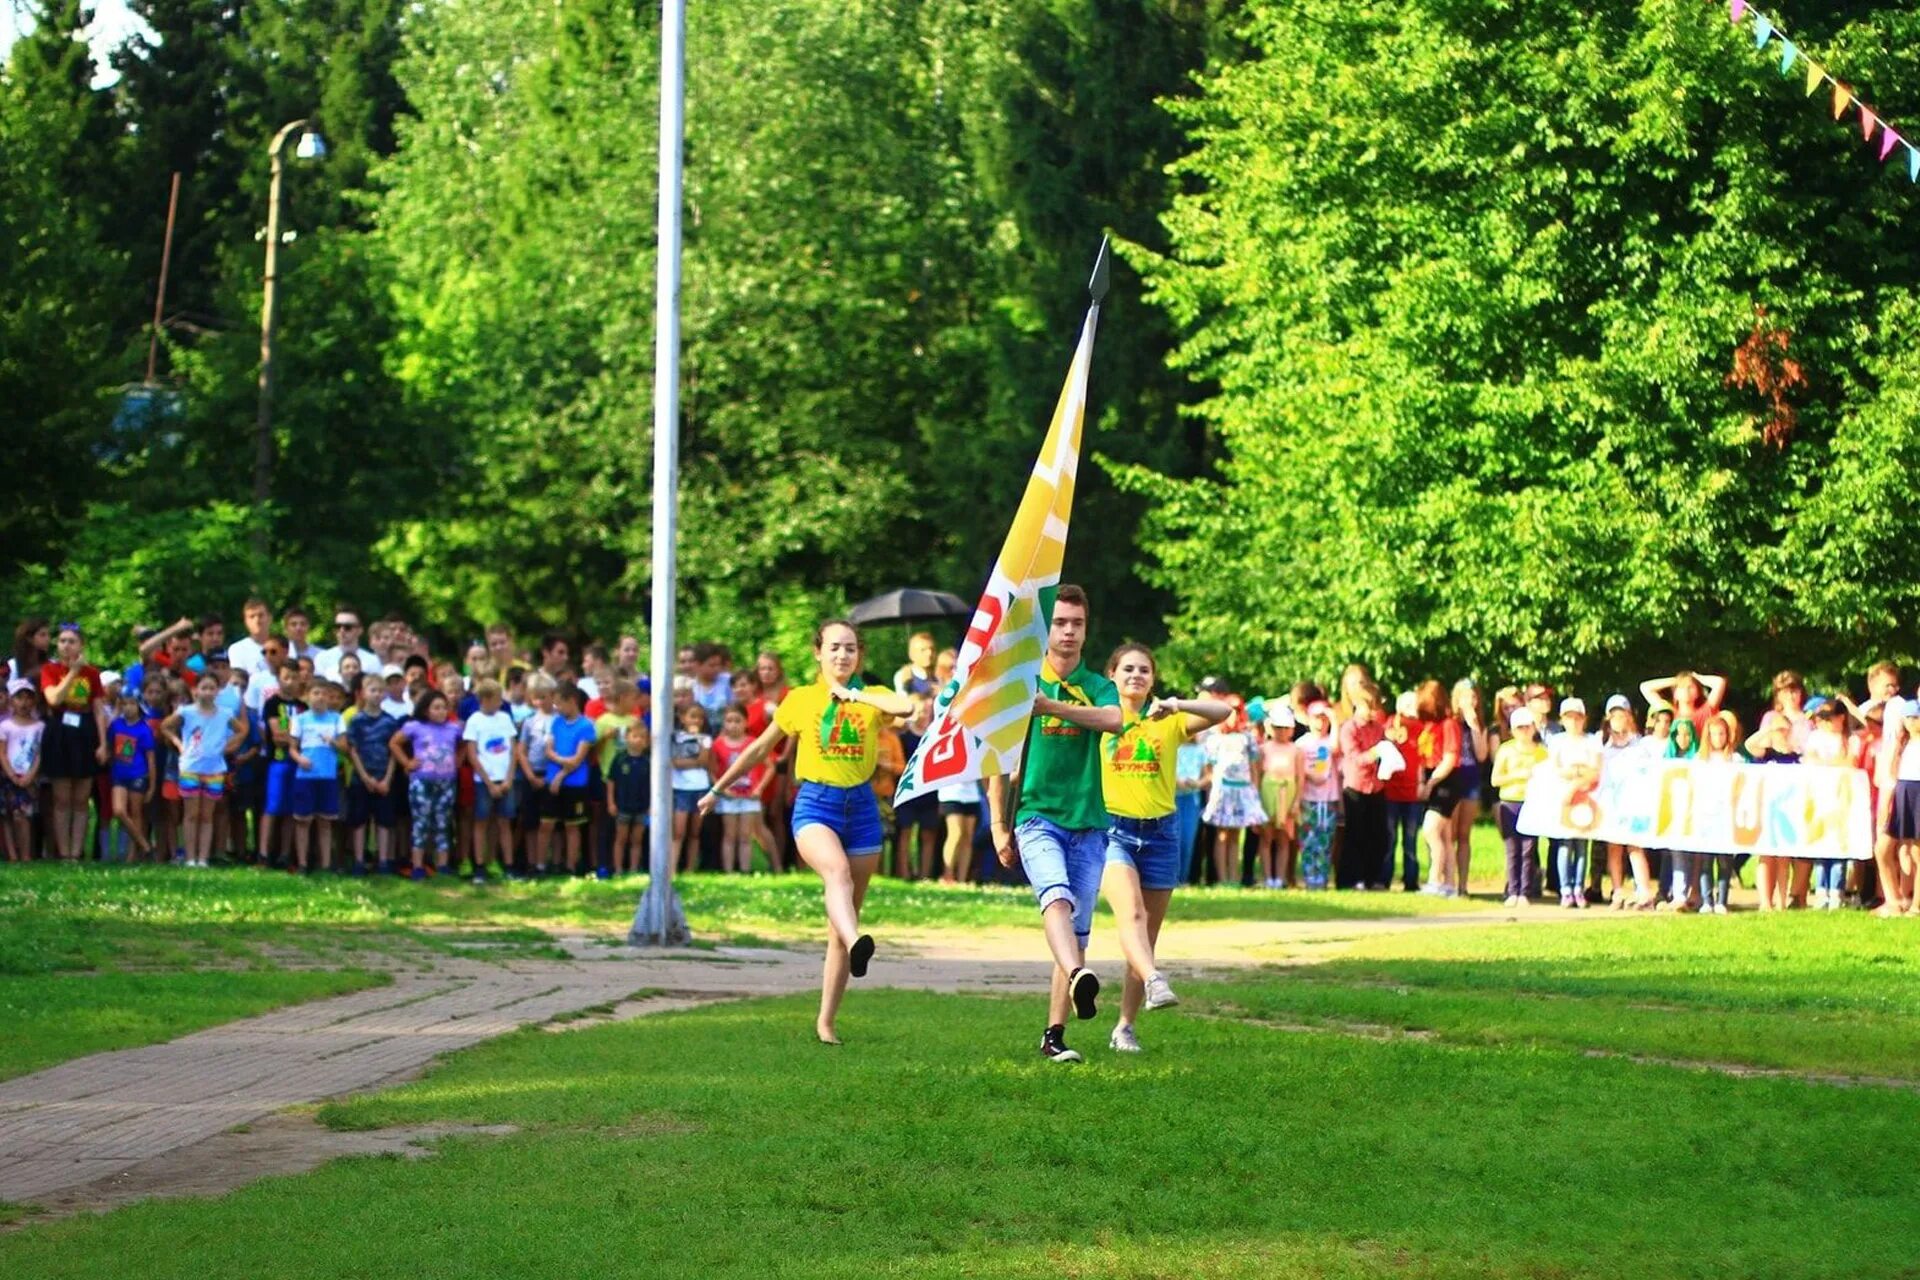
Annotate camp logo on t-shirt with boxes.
[1105,727,1161,776]
[114,734,139,765]
[1038,680,1094,739]
[822,707,866,759]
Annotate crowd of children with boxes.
[1203,660,1920,914]
[6,605,1917,913]
[0,608,812,884]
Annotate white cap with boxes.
[1604,693,1630,714]
[382,663,406,679]
[1269,702,1295,729]
[1395,690,1418,717]
[6,678,31,696]
[1560,696,1587,718]
[100,671,122,689]
[1897,696,1920,721]
[1510,707,1536,729]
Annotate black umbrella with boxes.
[847,588,973,626]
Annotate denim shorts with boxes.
[673,788,705,815]
[1018,815,1106,944]
[1106,813,1184,891]
[791,780,883,857]
[473,782,518,821]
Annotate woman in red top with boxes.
[1413,679,1465,896]
[754,651,792,872]
[39,623,110,858]
[1381,690,1425,890]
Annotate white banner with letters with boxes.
[1515,757,1873,860]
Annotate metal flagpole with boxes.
[633,0,690,946]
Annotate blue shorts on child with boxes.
[474,783,517,822]
[291,776,341,820]
[265,761,297,817]
[345,780,397,829]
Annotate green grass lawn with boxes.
[3,976,1914,1278]
[1193,911,1920,1080]
[0,841,1494,955]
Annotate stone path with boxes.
[0,906,1556,1208]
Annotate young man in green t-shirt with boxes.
[988,585,1123,1064]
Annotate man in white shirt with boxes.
[226,598,276,683]
[315,609,381,682]
[283,606,320,666]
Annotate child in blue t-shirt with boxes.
[107,694,156,860]
[542,684,598,874]
[289,680,346,872]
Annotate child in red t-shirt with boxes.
[711,704,769,873]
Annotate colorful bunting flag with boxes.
[1719,2,1914,184]
[894,258,1103,805]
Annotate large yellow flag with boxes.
[896,244,1107,803]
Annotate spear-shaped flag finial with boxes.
[1089,236,1111,305]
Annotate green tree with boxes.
[1127,0,1920,697]
[0,0,128,574]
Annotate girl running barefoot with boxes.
[698,620,914,1044]
[1042,643,1227,1053]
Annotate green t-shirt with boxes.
[1015,658,1120,832]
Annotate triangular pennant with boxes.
[1882,129,1902,162]
[1778,39,1796,75]
[1862,107,1878,142]
[1753,13,1773,46]
[1731,0,1748,21]
[1909,144,1919,183]
[1805,60,1824,96]
[1833,84,1853,119]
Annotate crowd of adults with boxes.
[4,604,1916,914]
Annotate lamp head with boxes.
[295,130,328,161]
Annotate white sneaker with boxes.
[1503,894,1520,908]
[1110,1024,1142,1053]
[1143,972,1179,1011]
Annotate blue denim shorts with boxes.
[1106,813,1183,891]
[473,783,517,821]
[791,780,883,857]
[1018,815,1106,944]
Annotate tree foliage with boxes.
[1126,0,1920,696]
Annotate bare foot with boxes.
[816,1024,841,1046]
[1874,901,1905,918]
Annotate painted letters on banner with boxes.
[1516,757,1873,860]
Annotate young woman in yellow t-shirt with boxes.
[1036,643,1228,1053]
[699,620,915,1044]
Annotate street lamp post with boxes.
[254,119,326,554]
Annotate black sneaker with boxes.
[849,934,875,979]
[1040,1025,1082,1064]
[1068,966,1100,1021]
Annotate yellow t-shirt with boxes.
[774,682,883,787]
[1100,709,1193,820]
[594,712,635,772]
